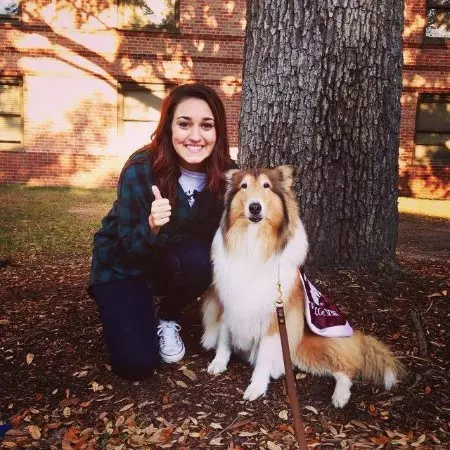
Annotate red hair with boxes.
[141,83,230,205]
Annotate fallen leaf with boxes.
[427,292,442,298]
[429,433,441,444]
[189,416,198,426]
[90,381,103,392]
[210,422,222,429]
[304,405,318,414]
[278,410,288,420]
[115,415,125,427]
[5,430,28,437]
[369,435,390,445]
[27,425,41,440]
[267,441,282,450]
[411,434,426,446]
[26,353,34,365]
[182,367,197,381]
[9,414,23,427]
[278,424,294,435]
[62,407,71,418]
[176,380,188,388]
[80,399,93,408]
[119,403,134,412]
[148,427,173,444]
[329,424,338,436]
[45,422,62,430]
[209,436,223,446]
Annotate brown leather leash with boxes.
[275,279,308,450]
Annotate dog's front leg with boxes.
[207,322,231,374]
[243,334,283,401]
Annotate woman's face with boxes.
[171,97,217,171]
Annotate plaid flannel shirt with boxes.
[89,150,229,289]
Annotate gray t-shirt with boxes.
[178,167,207,207]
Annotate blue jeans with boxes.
[91,235,212,379]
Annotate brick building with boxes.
[0,0,449,198]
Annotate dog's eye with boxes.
[241,183,247,189]
[263,182,270,189]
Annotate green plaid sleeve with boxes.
[116,163,168,258]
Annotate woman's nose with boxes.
[189,126,202,141]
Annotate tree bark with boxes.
[238,0,403,267]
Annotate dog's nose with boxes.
[249,202,262,215]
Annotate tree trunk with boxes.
[238,0,403,267]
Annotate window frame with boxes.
[0,76,24,152]
[424,0,450,44]
[0,0,21,21]
[413,93,450,167]
[118,82,170,149]
[117,0,180,32]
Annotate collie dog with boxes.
[201,166,403,407]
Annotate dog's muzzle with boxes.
[248,202,262,223]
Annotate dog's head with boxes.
[221,165,299,237]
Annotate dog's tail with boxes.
[296,330,404,389]
[360,333,405,389]
[201,286,222,350]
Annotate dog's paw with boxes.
[332,372,352,408]
[243,381,268,401]
[331,385,351,408]
[207,358,228,375]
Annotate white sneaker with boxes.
[157,320,185,363]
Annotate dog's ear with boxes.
[277,165,297,190]
[223,169,240,184]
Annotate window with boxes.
[0,78,23,151]
[425,0,450,39]
[118,0,177,30]
[414,94,450,166]
[0,0,20,18]
[119,83,167,151]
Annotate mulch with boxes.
[0,233,448,448]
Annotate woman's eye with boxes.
[202,123,214,130]
[178,122,189,129]
[263,182,270,189]
[241,183,247,189]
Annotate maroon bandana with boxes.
[299,268,353,338]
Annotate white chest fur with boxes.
[211,223,308,353]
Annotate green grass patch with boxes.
[0,185,115,260]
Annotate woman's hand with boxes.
[149,185,171,235]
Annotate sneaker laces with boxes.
[157,321,183,351]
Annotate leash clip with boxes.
[274,281,284,308]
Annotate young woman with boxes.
[88,83,235,379]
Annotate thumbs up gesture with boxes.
[149,185,171,234]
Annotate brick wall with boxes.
[0,0,245,187]
[400,0,450,199]
[0,0,449,198]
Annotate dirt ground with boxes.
[0,214,448,449]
